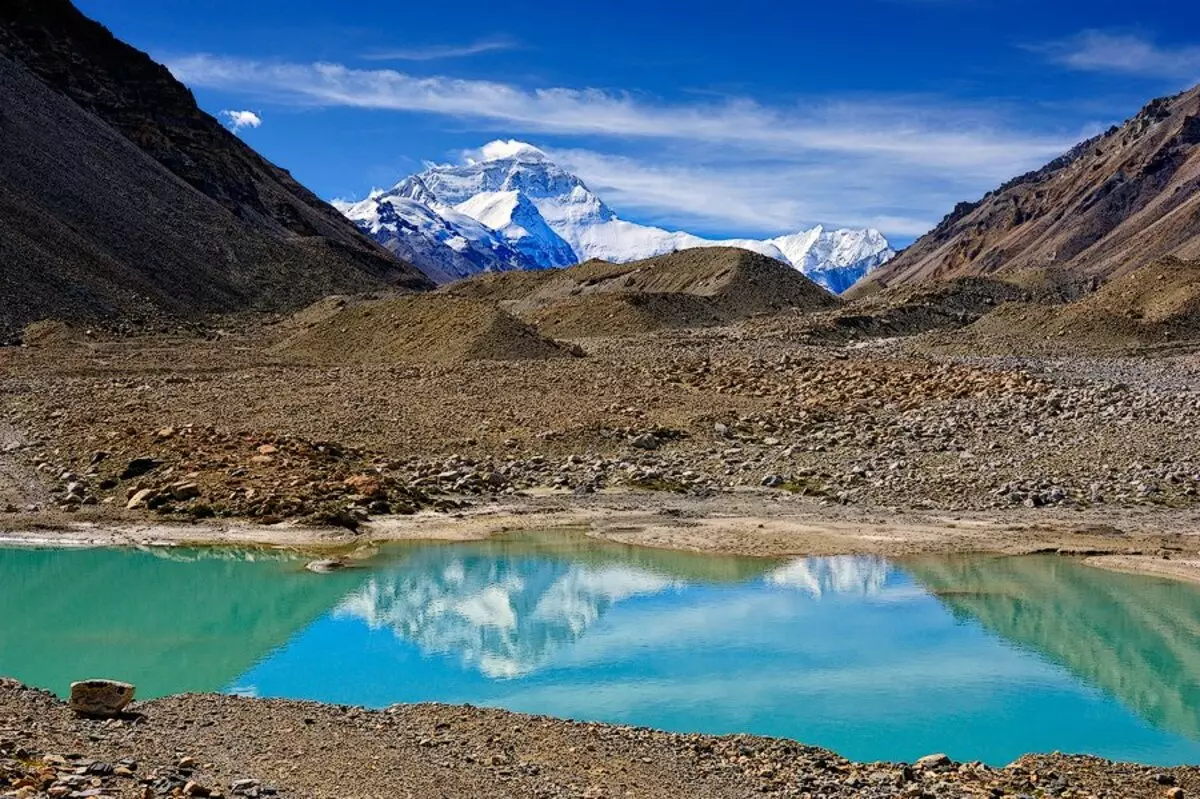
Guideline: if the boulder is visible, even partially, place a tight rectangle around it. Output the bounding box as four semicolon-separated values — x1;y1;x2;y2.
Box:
69;679;135;717
343;474;383;498
915;753;951;769
169;482;201;501
125;488;156;509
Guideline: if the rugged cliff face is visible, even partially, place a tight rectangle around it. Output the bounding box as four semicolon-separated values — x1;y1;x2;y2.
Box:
0;0;430;338
855;84;1200;295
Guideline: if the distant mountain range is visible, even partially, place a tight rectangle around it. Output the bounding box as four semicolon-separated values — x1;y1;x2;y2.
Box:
857;83;1200;295
335;142;896;293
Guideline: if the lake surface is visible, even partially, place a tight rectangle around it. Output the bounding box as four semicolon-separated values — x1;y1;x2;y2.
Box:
3;531;1200;766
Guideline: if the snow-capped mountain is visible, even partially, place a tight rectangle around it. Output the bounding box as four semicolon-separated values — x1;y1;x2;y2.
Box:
769;228;896;294
332;188;532;285
337;141;895;292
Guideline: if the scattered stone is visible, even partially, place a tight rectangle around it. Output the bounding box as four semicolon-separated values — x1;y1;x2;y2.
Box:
169;482;201;501
125;489;156;510
184;779;212;796
119;457;160;480
915;753;951;769
630;433;661;451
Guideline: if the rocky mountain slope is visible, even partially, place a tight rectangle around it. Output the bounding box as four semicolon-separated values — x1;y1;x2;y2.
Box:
856;84;1200;294
338;142;895;292
0;0;431;340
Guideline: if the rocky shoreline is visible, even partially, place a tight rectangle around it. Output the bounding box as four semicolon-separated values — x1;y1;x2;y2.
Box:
3;492;1200;584
1;679;1196;799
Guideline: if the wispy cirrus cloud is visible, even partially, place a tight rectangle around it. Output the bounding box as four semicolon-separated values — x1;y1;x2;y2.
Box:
547;147;968;238
361;37;518;62
168;55;1072;173
1031;30;1200;81
169;54;1084;238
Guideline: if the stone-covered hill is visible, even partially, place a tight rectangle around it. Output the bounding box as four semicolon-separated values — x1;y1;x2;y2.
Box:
950;257;1200;354
274;295;576;364
445;247;842;336
855;83;1200;294
0;0;431;340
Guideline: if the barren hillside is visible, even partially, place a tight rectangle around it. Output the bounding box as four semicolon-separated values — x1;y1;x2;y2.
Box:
856;84;1200;294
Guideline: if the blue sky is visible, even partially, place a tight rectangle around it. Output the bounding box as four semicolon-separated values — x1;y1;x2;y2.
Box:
77;0;1200;245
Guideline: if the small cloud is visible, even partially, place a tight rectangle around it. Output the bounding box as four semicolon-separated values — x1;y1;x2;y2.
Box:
361;37;517;62
220;109;262;132
1030;30;1200;81
474;139;548;162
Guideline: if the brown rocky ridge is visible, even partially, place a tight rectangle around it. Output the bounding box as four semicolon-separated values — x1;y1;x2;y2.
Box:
273;294;578;364
935;257;1200;354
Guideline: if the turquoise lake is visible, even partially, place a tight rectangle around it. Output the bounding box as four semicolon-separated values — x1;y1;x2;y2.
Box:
2;531;1199;766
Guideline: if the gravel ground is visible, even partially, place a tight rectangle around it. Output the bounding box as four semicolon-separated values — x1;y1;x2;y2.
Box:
4;326;1200;525
3;680;1197;799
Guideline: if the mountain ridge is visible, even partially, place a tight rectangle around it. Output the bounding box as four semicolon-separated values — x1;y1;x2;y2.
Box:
0;0;431;339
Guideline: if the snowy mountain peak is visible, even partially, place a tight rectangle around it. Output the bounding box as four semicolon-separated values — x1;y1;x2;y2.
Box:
338;143;895;292
392;174;439;205
455;190;576;268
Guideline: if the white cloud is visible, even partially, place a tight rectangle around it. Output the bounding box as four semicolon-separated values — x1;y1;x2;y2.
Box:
169;55;1087;239
476;139;548;162
220;109;262;131
1033;31;1200;81
362;37;518;61
546;147;946;237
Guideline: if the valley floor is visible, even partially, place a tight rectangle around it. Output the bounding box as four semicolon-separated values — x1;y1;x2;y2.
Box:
2;319;1200;573
3;319;1200;580
5;321;1200;795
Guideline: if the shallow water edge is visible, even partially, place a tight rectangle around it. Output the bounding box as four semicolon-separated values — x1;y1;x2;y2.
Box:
3;495;1199;589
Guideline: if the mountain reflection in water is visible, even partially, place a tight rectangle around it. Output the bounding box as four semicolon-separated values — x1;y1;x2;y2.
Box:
3;537;1200;765
334;546;889;678
905;554;1200;741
